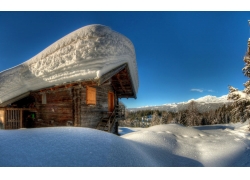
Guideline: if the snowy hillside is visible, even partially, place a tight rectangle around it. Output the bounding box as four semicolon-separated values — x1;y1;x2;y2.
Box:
0;122;249;167
128;95;233;112
191;95;229;103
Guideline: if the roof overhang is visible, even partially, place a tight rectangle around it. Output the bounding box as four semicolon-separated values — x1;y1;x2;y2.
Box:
99;63;137;99
0;92;30;107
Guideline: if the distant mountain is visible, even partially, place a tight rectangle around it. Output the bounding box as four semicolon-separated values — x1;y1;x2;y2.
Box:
128;95;233;113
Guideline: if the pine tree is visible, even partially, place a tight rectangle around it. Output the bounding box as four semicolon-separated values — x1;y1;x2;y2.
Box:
228;31;250;130
185;101;200;126
177;110;188;126
151;111;160;126
161;111;168;124
167;112;173;123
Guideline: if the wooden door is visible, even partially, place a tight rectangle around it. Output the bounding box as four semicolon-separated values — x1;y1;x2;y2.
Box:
108;92;115;113
0;109;5;129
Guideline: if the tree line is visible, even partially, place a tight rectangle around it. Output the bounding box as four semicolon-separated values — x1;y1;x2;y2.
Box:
120;37;250;131
119;100;244;128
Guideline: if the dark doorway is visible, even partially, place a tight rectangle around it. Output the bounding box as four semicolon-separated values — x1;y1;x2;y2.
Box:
23;110;36;128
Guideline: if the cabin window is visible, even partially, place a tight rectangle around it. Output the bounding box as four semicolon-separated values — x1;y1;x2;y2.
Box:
42;93;47;104
86;86;96;105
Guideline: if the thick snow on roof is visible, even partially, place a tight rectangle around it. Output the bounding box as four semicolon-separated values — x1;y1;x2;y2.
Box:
0;122;250;167
0;24;138;104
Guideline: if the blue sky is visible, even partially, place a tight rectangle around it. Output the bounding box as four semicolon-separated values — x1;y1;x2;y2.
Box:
0;11;250;108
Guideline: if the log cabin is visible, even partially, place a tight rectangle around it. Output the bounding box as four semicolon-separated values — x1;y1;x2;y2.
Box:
0;24;139;134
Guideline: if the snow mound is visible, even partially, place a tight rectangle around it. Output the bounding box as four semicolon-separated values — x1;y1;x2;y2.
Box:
1;123;250;167
0;127;151;167
0;24;138;104
122;124;250;167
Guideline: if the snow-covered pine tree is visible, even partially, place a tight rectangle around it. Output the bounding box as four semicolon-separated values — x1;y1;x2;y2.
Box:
160;111;173;124
167;112;173;123
186;101;200;126
228;32;250;130
160;111;168;124
151;111;160;126
176;110;188;126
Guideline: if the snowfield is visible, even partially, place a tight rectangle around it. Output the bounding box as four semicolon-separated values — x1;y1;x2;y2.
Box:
0;122;250;167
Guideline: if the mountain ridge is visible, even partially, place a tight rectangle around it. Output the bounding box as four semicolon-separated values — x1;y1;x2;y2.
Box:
127;95;233;113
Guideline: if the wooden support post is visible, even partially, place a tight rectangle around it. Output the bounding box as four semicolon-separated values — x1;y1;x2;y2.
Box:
20;110;23;128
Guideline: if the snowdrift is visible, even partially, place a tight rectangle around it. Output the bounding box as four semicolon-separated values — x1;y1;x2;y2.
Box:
1;123;250;167
0;24;139;104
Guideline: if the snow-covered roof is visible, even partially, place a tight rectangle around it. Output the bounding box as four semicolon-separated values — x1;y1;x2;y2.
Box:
0;24;139;104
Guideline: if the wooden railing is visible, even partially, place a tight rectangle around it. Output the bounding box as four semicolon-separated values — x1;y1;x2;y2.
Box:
96;104;125;133
107;108;116;132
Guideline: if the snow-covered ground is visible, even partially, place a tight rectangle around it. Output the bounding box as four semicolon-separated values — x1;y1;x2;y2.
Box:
121;122;250;167
1;121;249;167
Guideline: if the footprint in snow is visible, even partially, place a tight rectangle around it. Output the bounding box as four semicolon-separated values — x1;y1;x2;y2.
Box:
156;131;164;134
191;136;199;139
181;135;188;138
165;131;172;134
199;134;205;137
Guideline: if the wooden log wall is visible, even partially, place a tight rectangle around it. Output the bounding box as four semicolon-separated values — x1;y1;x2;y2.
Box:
80;84;116;128
72;87;81;126
31;83;116;129
33;89;73;127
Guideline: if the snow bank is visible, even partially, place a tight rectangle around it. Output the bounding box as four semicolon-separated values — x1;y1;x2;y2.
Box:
121;123;250;166
1;123;249;167
0;127;151;167
0;24;139;104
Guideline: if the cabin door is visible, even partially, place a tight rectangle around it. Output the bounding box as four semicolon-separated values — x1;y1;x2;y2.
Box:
5;109;22;129
108;92;115;113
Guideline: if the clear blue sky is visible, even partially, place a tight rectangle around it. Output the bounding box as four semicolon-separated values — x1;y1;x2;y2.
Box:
0;11;250;108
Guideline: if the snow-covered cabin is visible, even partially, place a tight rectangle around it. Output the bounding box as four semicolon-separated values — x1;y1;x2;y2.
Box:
0;24;139;134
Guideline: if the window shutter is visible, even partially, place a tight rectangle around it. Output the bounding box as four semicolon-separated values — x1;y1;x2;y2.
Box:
42;93;47;104
86;86;96;105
